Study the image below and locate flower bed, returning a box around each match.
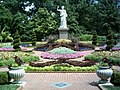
[0,47,15,51]
[41,47,84,59]
[24,64,98,72]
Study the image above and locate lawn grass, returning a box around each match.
[0,84,19,90]
[103,85,120,90]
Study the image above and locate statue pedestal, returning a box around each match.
[58,27,68,39]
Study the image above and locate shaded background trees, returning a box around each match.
[0,0,120,43]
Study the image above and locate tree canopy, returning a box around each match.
[0,0,120,42]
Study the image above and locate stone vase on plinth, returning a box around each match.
[96,66,113,84]
[9,67,25,84]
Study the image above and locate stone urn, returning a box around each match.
[9,67,25,84]
[96,66,113,84]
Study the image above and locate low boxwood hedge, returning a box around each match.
[0,56,39,67]
[85,55,120,65]
[24,65,98,72]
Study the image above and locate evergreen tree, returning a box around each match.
[106,28,114,51]
[31,31,37,46]
[92,30,97,45]
[13,30,21,51]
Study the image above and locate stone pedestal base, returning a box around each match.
[58,27,68,39]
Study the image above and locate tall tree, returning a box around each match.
[31,8,57,40]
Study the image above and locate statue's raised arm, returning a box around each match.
[57,6,68,29]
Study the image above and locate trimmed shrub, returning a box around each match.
[98,36,106,42]
[0,56,39,67]
[110,71,120,86]
[84,55,102,62]
[92,31,97,45]
[0,59,14,67]
[0,72,9,84]
[55,39,72,44]
[13,30,21,51]
[31,31,37,46]
[106,30,114,51]
[79,34,92,41]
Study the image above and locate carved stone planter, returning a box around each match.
[96,66,113,84]
[9,67,25,84]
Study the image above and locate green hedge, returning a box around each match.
[21,56,39,62]
[0,72,9,84]
[24,65,98,72]
[110,71,120,86]
[0,56,39,67]
[0,59,14,67]
[84,55,102,62]
[79,34,106,41]
[85,55,120,65]
[79,35,92,41]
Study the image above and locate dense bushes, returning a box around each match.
[79,34,106,42]
[0,51,39,67]
[24,65,98,72]
[31,31,37,46]
[92,31,97,45]
[106,30,114,51]
[0,72,9,84]
[13,31,21,51]
[110,71,120,86]
[85,51,120,65]
[0,56,39,67]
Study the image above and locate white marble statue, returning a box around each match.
[57,6,68,29]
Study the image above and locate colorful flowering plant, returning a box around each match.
[41,47,85,59]
[99,57,112,68]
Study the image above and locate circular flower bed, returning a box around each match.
[41,47,84,59]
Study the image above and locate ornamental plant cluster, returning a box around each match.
[0,47,15,51]
[13,30,21,51]
[41,47,84,59]
[54,39,72,44]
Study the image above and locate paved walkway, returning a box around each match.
[22,73,100,90]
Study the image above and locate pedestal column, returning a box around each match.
[58,27,68,39]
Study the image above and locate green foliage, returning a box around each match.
[85,51,120,65]
[13,30,21,51]
[92,30,97,45]
[0,0,120,42]
[24,65,98,72]
[46,35,58,43]
[0,72,9,84]
[48,47,77,54]
[31,8,57,40]
[0,51,39,67]
[79,34,93,41]
[106,30,114,51]
[31,31,37,46]
[0,59,14,67]
[21,56,39,63]
[85,55,102,62]
[0,84,19,90]
[103,85,120,90]
[97,36,106,41]
[110,71,120,86]
[55,39,72,44]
